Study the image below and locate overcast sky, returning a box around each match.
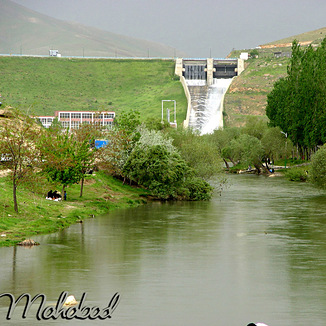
[11,0,326,58]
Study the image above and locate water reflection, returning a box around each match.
[1,174,326,325]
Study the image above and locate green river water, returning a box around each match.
[1,174,326,325]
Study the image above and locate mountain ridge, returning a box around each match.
[1,0,184,58]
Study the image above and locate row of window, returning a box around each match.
[60,121,113,129]
[59,113,115,119]
[40,118,54,123]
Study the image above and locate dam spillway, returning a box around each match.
[186,78,233,135]
[175,58,244,134]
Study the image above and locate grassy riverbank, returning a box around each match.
[0,171,149,247]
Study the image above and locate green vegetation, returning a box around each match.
[0,170,149,247]
[266,38,326,157]
[284,167,309,182]
[0,107,219,246]
[310,145,326,188]
[224,55,289,127]
[103,111,214,200]
[0,57,187,125]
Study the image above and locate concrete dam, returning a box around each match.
[175,58,244,134]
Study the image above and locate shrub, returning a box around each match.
[183,177,213,201]
[285,167,308,182]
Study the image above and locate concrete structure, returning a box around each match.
[273,51,291,58]
[175,57,244,86]
[161,100,177,128]
[175,58,245,130]
[37,110,115,129]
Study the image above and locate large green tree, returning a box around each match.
[266,38,326,155]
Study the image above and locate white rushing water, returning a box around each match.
[186,78,233,135]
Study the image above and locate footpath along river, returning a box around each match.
[1,174,326,325]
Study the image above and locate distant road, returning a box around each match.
[0,54,232,60]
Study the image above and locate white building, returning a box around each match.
[37,110,115,130]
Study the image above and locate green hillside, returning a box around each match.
[263,26,326,46]
[224,54,288,127]
[223,27,326,127]
[0,56,187,124]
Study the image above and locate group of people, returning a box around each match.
[46,190,66,201]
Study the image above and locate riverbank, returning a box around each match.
[0,171,149,247]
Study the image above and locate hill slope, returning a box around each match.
[0,0,183,58]
[262,27,326,47]
[0,57,187,125]
[224,27,326,127]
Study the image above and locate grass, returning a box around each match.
[0,170,150,247]
[0,57,187,125]
[224,55,289,127]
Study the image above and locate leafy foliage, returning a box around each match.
[120,127,214,200]
[123,144,189,199]
[309,145,326,188]
[266,38,326,153]
[169,128,222,180]
[0,107,41,212]
[40,130,86,195]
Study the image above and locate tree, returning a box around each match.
[0,107,41,213]
[261,126,293,162]
[169,128,222,180]
[72,123,102,197]
[241,116,268,140]
[123,128,213,200]
[99,110,141,179]
[212,127,240,168]
[123,144,188,199]
[229,134,267,173]
[309,145,326,188]
[40,130,84,197]
[266,38,326,156]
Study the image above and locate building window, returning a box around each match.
[104,113,114,119]
[71,121,80,129]
[59,113,70,119]
[71,113,81,119]
[82,113,92,119]
[61,121,69,129]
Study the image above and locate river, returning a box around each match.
[1,174,326,325]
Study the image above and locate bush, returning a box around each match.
[310,145,326,188]
[285,167,308,182]
[183,177,213,201]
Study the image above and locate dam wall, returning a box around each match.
[175,57,244,134]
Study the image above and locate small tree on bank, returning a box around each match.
[40,130,84,197]
[0,107,41,213]
[72,123,102,197]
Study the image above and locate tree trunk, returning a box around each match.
[62,185,66,201]
[13,177,18,213]
[80,176,84,197]
[254,164,261,174]
[259,162,271,175]
[223,158,229,169]
[229,157,236,166]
